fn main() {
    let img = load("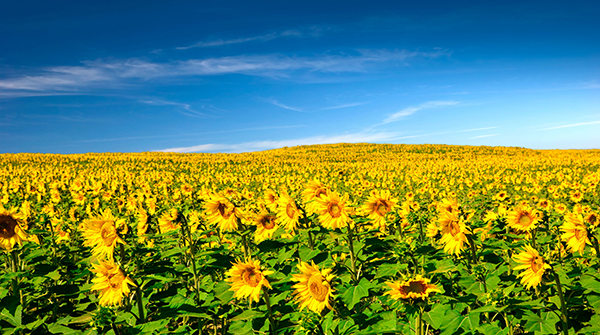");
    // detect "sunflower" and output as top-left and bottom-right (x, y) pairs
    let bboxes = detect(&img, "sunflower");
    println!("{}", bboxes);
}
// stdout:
(0, 206), (30, 251)
(275, 192), (301, 232)
(204, 194), (239, 232)
(158, 209), (180, 233)
(315, 191), (351, 230)
(507, 205), (540, 232)
(385, 275), (441, 300)
(437, 211), (470, 255)
(254, 212), (278, 243)
(263, 189), (279, 212)
(302, 180), (329, 215)
(291, 261), (334, 313)
(584, 212), (599, 228)
(513, 245), (550, 289)
(225, 259), (273, 303)
(436, 198), (459, 214)
(91, 260), (135, 306)
(560, 212), (590, 254)
(82, 209), (126, 260)
(359, 190), (397, 231)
